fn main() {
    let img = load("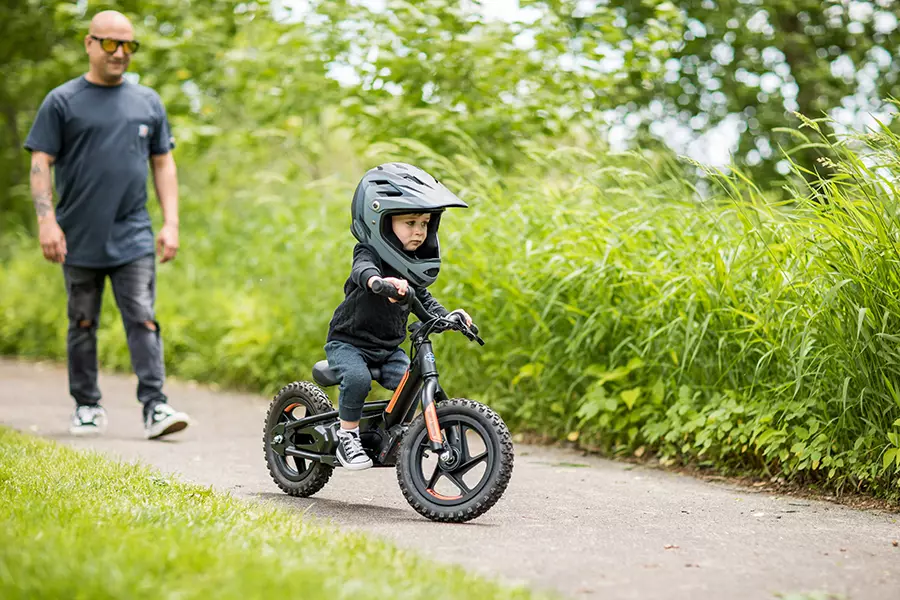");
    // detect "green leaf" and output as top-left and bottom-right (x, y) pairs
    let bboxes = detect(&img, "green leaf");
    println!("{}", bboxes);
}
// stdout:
(651, 378), (665, 404)
(883, 448), (898, 470)
(793, 426), (810, 441)
(512, 362), (543, 386)
(620, 387), (642, 410)
(586, 357), (643, 387)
